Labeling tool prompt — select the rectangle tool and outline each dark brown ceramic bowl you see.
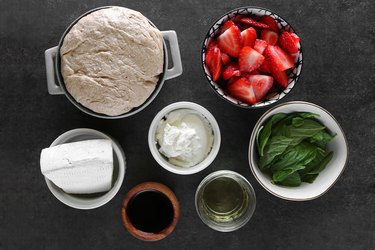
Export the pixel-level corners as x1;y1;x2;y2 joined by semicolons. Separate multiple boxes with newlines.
121;182;180;241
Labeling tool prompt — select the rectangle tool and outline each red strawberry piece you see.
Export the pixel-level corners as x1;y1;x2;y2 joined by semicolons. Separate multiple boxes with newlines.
222;62;241;80
279;31;300;53
290;33;300;42
239;17;270;29
254;39;268;54
205;49;214;68
208;47;222;81
239;46;265;73
247;75;274;101
259;16;279;32
264;45;294;71
228;75;241;86
205;40;218;65
243;70;261;76
227;77;257;104
241;27;257;47
270;68;289;88
220;20;235;34
217;25;242;57
207;40;218;51
221;52;231;65
259;60;271;73
261;30;278;45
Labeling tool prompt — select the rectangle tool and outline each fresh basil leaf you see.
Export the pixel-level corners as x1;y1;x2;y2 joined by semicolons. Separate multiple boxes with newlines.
257;113;288;156
272;112;320;136
270;142;319;171
256;125;263;154
272;165;305;182
292;117;304;127
299;149;326;176
286;119;325;141
301;174;318;183
309;130;337;149
279;172;302;187
309;151;334;174
258;136;293;169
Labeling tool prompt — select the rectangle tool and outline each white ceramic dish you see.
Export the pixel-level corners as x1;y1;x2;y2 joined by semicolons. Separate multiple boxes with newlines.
248;101;348;201
44;128;126;209
148;102;221;175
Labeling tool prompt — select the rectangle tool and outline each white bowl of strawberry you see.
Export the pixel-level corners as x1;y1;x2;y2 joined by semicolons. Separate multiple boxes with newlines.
202;7;303;108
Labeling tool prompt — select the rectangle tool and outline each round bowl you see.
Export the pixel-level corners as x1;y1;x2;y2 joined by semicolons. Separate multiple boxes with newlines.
202;6;303;108
248;101;348;201
148;101;221;175
121;182;180;241
195;170;256;232
44;6;182;119
44;128;126;209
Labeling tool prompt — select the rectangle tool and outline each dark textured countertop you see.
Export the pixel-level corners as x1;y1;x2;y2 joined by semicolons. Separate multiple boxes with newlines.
1;0;374;249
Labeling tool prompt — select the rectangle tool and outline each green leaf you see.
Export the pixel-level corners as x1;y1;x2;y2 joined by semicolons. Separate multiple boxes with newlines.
292;117;304;127
257;113;288;156
258;136;293;169
309;151;334;174
309;130;337;149
272;165;305;182
272;112;320;136
279;172;302;187
286;119;326;142
301;174;318;183
299;149;326;176
270;141;319;171
256;126;263;154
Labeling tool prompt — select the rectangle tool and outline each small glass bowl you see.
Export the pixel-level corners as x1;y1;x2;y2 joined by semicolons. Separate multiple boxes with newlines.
195;170;256;232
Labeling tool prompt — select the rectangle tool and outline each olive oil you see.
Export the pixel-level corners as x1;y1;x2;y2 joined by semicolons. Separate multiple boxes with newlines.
199;176;249;223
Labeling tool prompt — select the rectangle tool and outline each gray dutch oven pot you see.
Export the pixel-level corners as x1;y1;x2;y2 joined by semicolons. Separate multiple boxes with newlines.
45;6;183;119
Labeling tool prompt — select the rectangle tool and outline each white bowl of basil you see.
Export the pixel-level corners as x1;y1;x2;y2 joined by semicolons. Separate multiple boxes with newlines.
248;101;348;201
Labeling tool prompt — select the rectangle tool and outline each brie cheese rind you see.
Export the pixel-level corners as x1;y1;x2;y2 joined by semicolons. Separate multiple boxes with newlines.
60;7;164;116
40;139;114;194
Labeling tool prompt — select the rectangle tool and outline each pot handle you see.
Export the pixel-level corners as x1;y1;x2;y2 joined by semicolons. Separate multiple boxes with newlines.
161;31;183;81
45;46;64;95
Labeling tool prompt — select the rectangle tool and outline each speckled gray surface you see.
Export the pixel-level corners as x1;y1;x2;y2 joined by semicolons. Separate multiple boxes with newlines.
1;0;374;249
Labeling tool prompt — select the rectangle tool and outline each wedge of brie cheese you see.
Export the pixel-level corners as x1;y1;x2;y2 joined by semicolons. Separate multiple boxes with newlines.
40;139;113;194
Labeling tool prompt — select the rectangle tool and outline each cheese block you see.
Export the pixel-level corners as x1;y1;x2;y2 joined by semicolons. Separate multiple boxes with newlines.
40;139;113;194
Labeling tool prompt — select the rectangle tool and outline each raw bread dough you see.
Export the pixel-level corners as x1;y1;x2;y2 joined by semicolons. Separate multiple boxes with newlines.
60;7;164;116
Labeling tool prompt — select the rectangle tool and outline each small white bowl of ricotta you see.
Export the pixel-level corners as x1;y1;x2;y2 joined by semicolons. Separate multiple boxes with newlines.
148;102;221;175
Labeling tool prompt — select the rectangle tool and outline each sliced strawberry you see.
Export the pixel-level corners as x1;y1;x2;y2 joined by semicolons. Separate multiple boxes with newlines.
205;40;218;66
259;60;271;73
227;77;257;104
241;27;257;47
261;30;278;45
247;75;274;101
279;31;300;53
239;46;265;73
254;39;268;54
290;33;300;42
205;49;214;68
239;17;270;29
222;62;241;80
264;45;294;71
221;53;231;65
259;16;279;32
217;25;242;57
220;20;235;34
228;75;241;86
243;70;261;76
208;47;222;81
270;68;289;88
207;40;218;51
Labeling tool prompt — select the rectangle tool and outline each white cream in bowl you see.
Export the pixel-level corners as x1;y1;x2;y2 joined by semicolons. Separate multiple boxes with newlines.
149;102;221;175
156;109;214;168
